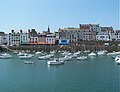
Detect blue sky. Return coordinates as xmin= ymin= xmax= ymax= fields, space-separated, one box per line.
xmin=0 ymin=0 xmax=119 ymax=33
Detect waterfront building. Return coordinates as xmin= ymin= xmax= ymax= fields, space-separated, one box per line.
xmin=96 ymin=27 xmax=110 ymax=41
xmin=0 ymin=32 xmax=7 ymax=45
xmin=38 ymin=33 xmax=46 ymax=45
xmin=59 ymin=27 xmax=80 ymax=43
xmin=59 ymin=24 xmax=99 ymax=43
xmin=28 ymin=37 xmax=38 ymax=44
xmin=20 ymin=30 xmax=29 ymax=45
xmin=55 ymin=32 xmax=59 ymax=44
xmin=6 ymin=34 xmax=10 ymax=46
xmin=79 ymin=24 xmax=100 ymax=41
xmin=96 ymin=27 xmax=114 ymax=41
xmin=46 ymin=33 xmax=55 ymax=45
xmin=28 ymin=29 xmax=38 ymax=45
xmin=10 ymin=30 xmax=20 ymax=46
xmin=114 ymin=30 xmax=120 ymax=41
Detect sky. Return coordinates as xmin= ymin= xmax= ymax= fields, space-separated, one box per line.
xmin=0 ymin=0 xmax=119 ymax=33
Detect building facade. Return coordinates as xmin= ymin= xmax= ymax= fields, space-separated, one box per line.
xmin=46 ymin=33 xmax=55 ymax=45
xmin=28 ymin=29 xmax=38 ymax=44
xmin=10 ymin=30 xmax=20 ymax=46
xmin=59 ymin=28 xmax=80 ymax=43
xmin=79 ymin=24 xmax=100 ymax=41
xmin=115 ymin=30 xmax=120 ymax=41
xmin=0 ymin=32 xmax=7 ymax=45
xmin=20 ymin=30 xmax=29 ymax=45
xmin=96 ymin=27 xmax=110 ymax=41
xmin=59 ymin=24 xmax=99 ymax=43
xmin=38 ymin=33 xmax=46 ymax=45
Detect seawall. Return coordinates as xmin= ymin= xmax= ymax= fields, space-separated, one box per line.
xmin=2 ymin=45 xmax=120 ymax=52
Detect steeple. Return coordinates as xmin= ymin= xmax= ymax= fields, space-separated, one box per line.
xmin=48 ymin=25 xmax=50 ymax=33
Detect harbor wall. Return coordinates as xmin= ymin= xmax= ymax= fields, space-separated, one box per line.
xmin=2 ymin=45 xmax=120 ymax=52
xmin=1 ymin=40 xmax=120 ymax=52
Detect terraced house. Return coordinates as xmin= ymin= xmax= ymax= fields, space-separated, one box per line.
xmin=9 ymin=30 xmax=20 ymax=46
xmin=28 ymin=29 xmax=38 ymax=45
xmin=20 ymin=30 xmax=29 ymax=45
xmin=0 ymin=32 xmax=7 ymax=45
xmin=96 ymin=27 xmax=114 ymax=41
xmin=79 ymin=24 xmax=99 ymax=41
xmin=59 ymin=24 xmax=100 ymax=44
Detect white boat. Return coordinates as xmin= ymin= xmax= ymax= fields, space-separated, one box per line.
xmin=97 ymin=51 xmax=106 ymax=55
xmin=115 ymin=55 xmax=120 ymax=61
xmin=77 ymin=56 xmax=87 ymax=60
xmin=19 ymin=54 xmax=33 ymax=59
xmin=115 ymin=51 xmax=120 ymax=55
xmin=88 ymin=52 xmax=97 ymax=56
xmin=24 ymin=61 xmax=34 ymax=64
xmin=102 ymin=50 xmax=108 ymax=53
xmin=59 ymin=55 xmax=72 ymax=61
xmin=38 ymin=56 xmax=47 ymax=60
xmin=84 ymin=50 xmax=90 ymax=53
xmin=0 ymin=53 xmax=12 ymax=59
xmin=38 ymin=54 xmax=54 ymax=60
xmin=74 ymin=51 xmax=80 ymax=55
xmin=47 ymin=60 xmax=64 ymax=65
xmin=107 ymin=52 xmax=117 ymax=55
xmin=115 ymin=58 xmax=120 ymax=65
xmin=35 ymin=51 xmax=42 ymax=55
xmin=17 ymin=52 xmax=25 ymax=56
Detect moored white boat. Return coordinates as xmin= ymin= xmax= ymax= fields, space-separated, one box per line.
xmin=84 ymin=50 xmax=90 ymax=53
xmin=114 ymin=55 xmax=120 ymax=61
xmin=77 ymin=56 xmax=87 ymax=60
xmin=107 ymin=52 xmax=117 ymax=55
xmin=97 ymin=51 xmax=106 ymax=55
xmin=115 ymin=58 xmax=120 ymax=65
xmin=38 ymin=54 xmax=54 ymax=60
xmin=24 ymin=61 xmax=34 ymax=64
xmin=19 ymin=54 xmax=33 ymax=59
xmin=17 ymin=52 xmax=25 ymax=56
xmin=0 ymin=53 xmax=12 ymax=59
xmin=35 ymin=51 xmax=42 ymax=55
xmin=47 ymin=59 xmax=64 ymax=65
xmin=88 ymin=52 xmax=97 ymax=56
xmin=74 ymin=51 xmax=80 ymax=55
xmin=115 ymin=51 xmax=120 ymax=55
xmin=38 ymin=56 xmax=46 ymax=60
xmin=59 ymin=55 xmax=72 ymax=61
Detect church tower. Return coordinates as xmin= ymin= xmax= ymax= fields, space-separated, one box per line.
xmin=48 ymin=25 xmax=50 ymax=33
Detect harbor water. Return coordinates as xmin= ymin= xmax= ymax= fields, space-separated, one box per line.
xmin=0 ymin=53 xmax=119 ymax=92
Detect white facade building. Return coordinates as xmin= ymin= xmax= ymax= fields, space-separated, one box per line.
xmin=96 ymin=27 xmax=114 ymax=41
xmin=11 ymin=30 xmax=20 ymax=46
xmin=96 ymin=31 xmax=109 ymax=41
xmin=28 ymin=37 xmax=38 ymax=44
xmin=20 ymin=30 xmax=28 ymax=45
xmin=46 ymin=33 xmax=55 ymax=44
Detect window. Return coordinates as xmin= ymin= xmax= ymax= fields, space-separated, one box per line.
xmin=100 ymin=36 xmax=105 ymax=38
xmin=23 ymin=36 xmax=25 ymax=41
xmin=72 ymin=34 xmax=74 ymax=39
